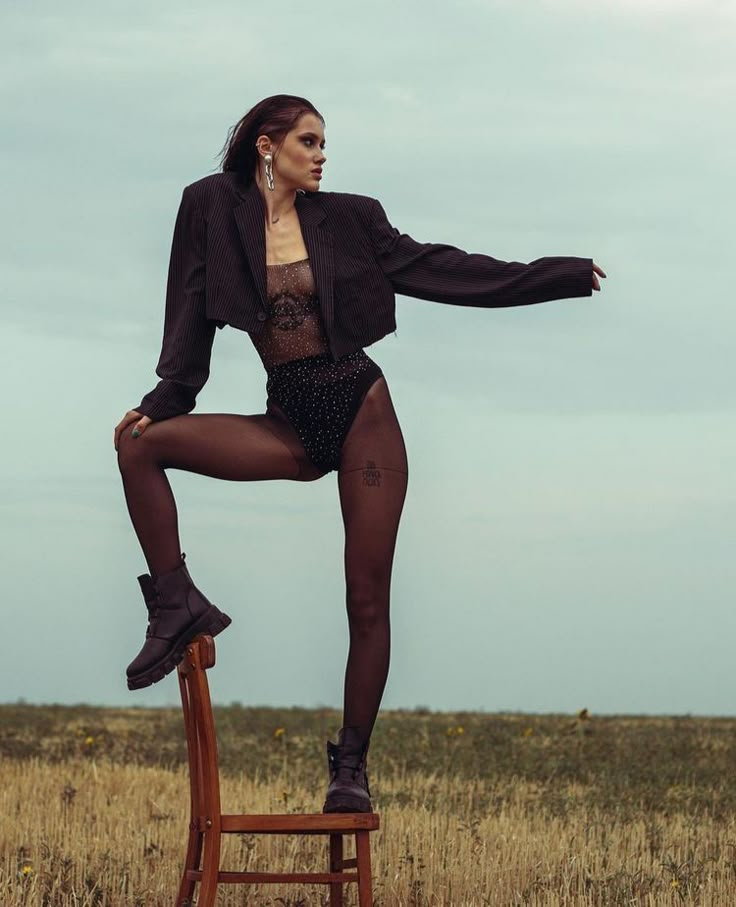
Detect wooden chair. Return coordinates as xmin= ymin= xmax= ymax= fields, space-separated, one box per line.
xmin=174 ymin=634 xmax=379 ymax=906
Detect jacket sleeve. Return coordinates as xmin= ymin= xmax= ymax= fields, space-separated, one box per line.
xmin=134 ymin=186 xmax=216 ymax=421
xmin=368 ymin=197 xmax=593 ymax=308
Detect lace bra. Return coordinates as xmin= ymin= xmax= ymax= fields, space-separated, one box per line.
xmin=250 ymin=257 xmax=329 ymax=368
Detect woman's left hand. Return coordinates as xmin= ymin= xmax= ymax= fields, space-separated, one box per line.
xmin=592 ymin=262 xmax=607 ymax=292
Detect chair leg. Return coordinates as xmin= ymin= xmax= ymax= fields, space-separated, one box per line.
xmin=175 ymin=828 xmax=202 ymax=906
xmin=355 ymin=830 xmax=373 ymax=907
xmin=196 ymin=830 xmax=221 ymax=907
xmin=329 ymin=833 xmax=344 ymax=907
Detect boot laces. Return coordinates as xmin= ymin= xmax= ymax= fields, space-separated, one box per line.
xmin=143 ymin=589 xmax=178 ymax=637
xmin=328 ymin=746 xmax=371 ymax=796
xmin=145 ymin=599 xmax=161 ymax=638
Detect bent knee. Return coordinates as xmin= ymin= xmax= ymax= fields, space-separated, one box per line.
xmin=117 ymin=422 xmax=157 ymax=470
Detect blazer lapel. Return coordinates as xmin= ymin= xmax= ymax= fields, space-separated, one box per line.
xmin=298 ymin=195 xmax=335 ymax=336
xmin=232 ymin=180 xmax=268 ymax=310
xmin=232 ymin=177 xmax=335 ymax=335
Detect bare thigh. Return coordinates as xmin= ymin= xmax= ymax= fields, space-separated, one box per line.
xmin=120 ymin=404 xmax=327 ymax=482
xmin=338 ymin=378 xmax=409 ymax=587
xmin=339 ymin=377 xmax=408 ymax=477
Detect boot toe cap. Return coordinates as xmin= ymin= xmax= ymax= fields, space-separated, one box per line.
xmin=126 ymin=638 xmax=173 ymax=678
xmin=322 ymin=776 xmax=373 ymax=813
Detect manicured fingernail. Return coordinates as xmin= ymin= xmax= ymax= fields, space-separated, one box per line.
xmin=132 ymin=428 xmax=140 ymax=438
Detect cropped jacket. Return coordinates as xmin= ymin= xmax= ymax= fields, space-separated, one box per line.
xmin=134 ymin=170 xmax=593 ymax=421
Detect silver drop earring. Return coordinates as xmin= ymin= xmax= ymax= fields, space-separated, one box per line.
xmin=264 ymin=153 xmax=274 ymax=191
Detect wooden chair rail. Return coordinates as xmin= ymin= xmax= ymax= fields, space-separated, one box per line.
xmin=186 ymin=870 xmax=360 ymax=885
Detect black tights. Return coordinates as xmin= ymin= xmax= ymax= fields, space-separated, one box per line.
xmin=117 ymin=377 xmax=408 ymax=747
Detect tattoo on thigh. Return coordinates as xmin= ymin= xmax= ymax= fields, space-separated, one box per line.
xmin=362 ymin=459 xmax=382 ymax=487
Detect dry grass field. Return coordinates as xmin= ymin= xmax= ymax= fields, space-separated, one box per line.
xmin=2 ymin=704 xmax=736 ymax=905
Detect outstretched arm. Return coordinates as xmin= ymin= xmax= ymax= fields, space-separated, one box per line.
xmin=134 ymin=187 xmax=216 ymax=422
xmin=369 ymin=197 xmax=602 ymax=307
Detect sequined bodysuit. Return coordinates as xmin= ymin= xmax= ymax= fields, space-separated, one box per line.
xmin=251 ymin=257 xmax=383 ymax=473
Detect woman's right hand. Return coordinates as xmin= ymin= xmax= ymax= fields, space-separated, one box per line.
xmin=114 ymin=410 xmax=153 ymax=451
xmin=592 ymin=262 xmax=607 ymax=291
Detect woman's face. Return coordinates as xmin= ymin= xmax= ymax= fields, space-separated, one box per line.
xmin=258 ymin=112 xmax=327 ymax=192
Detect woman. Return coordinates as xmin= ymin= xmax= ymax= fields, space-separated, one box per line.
xmin=114 ymin=94 xmax=606 ymax=813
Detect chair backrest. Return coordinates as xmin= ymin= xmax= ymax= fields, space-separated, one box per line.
xmin=177 ymin=635 xmax=222 ymax=830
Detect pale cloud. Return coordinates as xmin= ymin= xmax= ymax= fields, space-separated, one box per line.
xmin=536 ymin=0 xmax=733 ymax=16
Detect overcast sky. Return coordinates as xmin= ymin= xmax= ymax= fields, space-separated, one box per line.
xmin=2 ymin=0 xmax=734 ymax=715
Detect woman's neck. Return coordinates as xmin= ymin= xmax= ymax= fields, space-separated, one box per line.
xmin=255 ymin=174 xmax=296 ymax=226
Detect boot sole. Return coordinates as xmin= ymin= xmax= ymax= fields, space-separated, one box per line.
xmin=127 ymin=606 xmax=232 ymax=691
xmin=322 ymin=794 xmax=373 ymax=813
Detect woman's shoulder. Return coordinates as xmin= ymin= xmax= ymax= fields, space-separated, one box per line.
xmin=310 ymin=188 xmax=378 ymax=218
xmin=178 ymin=172 xmax=380 ymax=224
xmin=181 ymin=170 xmax=244 ymax=202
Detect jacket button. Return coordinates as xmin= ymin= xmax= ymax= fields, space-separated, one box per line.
xmin=256 ymin=311 xmax=267 ymax=322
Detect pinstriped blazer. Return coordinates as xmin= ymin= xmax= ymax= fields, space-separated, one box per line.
xmin=134 ymin=170 xmax=593 ymax=421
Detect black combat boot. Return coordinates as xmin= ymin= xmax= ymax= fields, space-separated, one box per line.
xmin=126 ymin=552 xmax=232 ymax=690
xmin=322 ymin=725 xmax=373 ymax=813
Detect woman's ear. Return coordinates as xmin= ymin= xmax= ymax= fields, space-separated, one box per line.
xmin=255 ymin=134 xmax=272 ymax=158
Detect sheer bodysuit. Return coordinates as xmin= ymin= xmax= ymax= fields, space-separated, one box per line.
xmin=252 ymin=257 xmax=384 ymax=474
